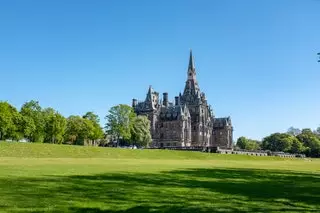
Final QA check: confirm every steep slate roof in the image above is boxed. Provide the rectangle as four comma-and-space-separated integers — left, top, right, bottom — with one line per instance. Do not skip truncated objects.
212, 117, 232, 128
159, 104, 190, 121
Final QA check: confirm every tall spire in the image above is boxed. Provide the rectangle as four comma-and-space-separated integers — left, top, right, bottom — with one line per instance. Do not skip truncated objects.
188, 49, 195, 70
183, 50, 200, 97
187, 49, 197, 81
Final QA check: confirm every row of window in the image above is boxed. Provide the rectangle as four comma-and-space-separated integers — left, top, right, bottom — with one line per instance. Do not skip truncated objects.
160, 142, 177, 147
160, 133, 180, 139
159, 122, 182, 128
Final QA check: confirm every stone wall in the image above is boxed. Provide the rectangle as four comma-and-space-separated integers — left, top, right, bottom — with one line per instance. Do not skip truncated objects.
212, 127, 232, 149
216, 148, 306, 158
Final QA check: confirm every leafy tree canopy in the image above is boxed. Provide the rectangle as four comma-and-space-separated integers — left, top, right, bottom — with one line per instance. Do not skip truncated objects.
105, 104, 136, 143
83, 112, 104, 142
262, 133, 295, 152
287, 127, 301, 136
131, 115, 152, 147
236, 136, 260, 151
296, 129, 320, 157
0, 102, 21, 140
20, 100, 45, 142
43, 108, 67, 144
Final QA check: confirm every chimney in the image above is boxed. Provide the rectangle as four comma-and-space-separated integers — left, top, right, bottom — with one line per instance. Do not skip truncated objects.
163, 92, 168, 107
132, 99, 137, 108
175, 96, 179, 106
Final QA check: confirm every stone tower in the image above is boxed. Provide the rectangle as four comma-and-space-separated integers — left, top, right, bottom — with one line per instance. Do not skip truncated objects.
180, 50, 213, 146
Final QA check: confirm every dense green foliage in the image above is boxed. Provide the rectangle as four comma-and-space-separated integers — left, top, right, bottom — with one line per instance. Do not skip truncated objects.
105, 104, 152, 147
260, 129, 319, 157
0, 101, 151, 147
20, 100, 46, 142
287, 126, 302, 136
236, 136, 260, 150
84, 113, 105, 143
43, 107, 66, 144
296, 129, 320, 157
237, 127, 320, 157
0, 101, 104, 145
0, 142, 319, 212
105, 104, 136, 143
262, 133, 301, 152
131, 115, 152, 146
0, 102, 21, 140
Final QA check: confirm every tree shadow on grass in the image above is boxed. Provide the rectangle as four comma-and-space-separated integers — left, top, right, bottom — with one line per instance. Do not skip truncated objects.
0, 168, 319, 212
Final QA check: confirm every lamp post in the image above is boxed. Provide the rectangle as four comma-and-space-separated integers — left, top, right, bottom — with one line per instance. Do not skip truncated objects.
318, 53, 320, 62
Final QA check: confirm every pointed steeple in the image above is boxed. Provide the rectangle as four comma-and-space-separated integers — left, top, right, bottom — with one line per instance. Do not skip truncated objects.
145, 85, 153, 102
183, 50, 201, 103
144, 85, 158, 110
148, 85, 152, 94
187, 50, 197, 81
188, 49, 195, 70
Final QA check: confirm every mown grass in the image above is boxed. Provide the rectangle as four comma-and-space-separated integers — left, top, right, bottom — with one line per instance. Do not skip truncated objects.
0, 142, 319, 212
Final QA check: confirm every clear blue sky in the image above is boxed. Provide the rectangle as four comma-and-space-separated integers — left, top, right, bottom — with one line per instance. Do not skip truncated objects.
0, 0, 319, 140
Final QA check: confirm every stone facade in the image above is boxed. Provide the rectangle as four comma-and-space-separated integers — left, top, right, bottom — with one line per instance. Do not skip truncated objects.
132, 51, 233, 148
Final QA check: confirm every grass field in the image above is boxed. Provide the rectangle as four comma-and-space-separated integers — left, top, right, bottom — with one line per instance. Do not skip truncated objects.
0, 142, 319, 213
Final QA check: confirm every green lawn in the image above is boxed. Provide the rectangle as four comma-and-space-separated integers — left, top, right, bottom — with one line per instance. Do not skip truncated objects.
0, 142, 319, 212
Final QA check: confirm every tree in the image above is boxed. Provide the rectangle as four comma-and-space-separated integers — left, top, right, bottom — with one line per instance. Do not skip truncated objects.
105, 104, 136, 145
79, 119, 95, 144
65, 114, 103, 145
246, 140, 260, 151
89, 122, 104, 145
43, 108, 67, 144
296, 129, 320, 157
20, 100, 45, 142
0, 102, 21, 140
236, 136, 260, 151
83, 112, 104, 145
314, 126, 320, 136
287, 127, 301, 136
83, 112, 100, 124
301, 128, 313, 135
262, 133, 295, 152
291, 138, 306, 154
236, 137, 248, 149
19, 115, 36, 141
131, 115, 152, 147
65, 116, 84, 145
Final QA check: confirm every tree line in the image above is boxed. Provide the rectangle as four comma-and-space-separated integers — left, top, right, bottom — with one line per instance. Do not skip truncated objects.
1, 100, 319, 157
236, 127, 320, 157
0, 101, 151, 147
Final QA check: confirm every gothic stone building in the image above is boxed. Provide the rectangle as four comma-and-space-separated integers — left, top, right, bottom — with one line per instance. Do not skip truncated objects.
132, 51, 233, 148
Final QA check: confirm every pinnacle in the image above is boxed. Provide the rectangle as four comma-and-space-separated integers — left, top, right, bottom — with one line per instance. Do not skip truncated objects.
188, 49, 195, 70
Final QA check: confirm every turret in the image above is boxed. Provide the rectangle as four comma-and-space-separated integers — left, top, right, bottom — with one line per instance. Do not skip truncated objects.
163, 92, 168, 107
175, 96, 180, 106
132, 99, 137, 108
